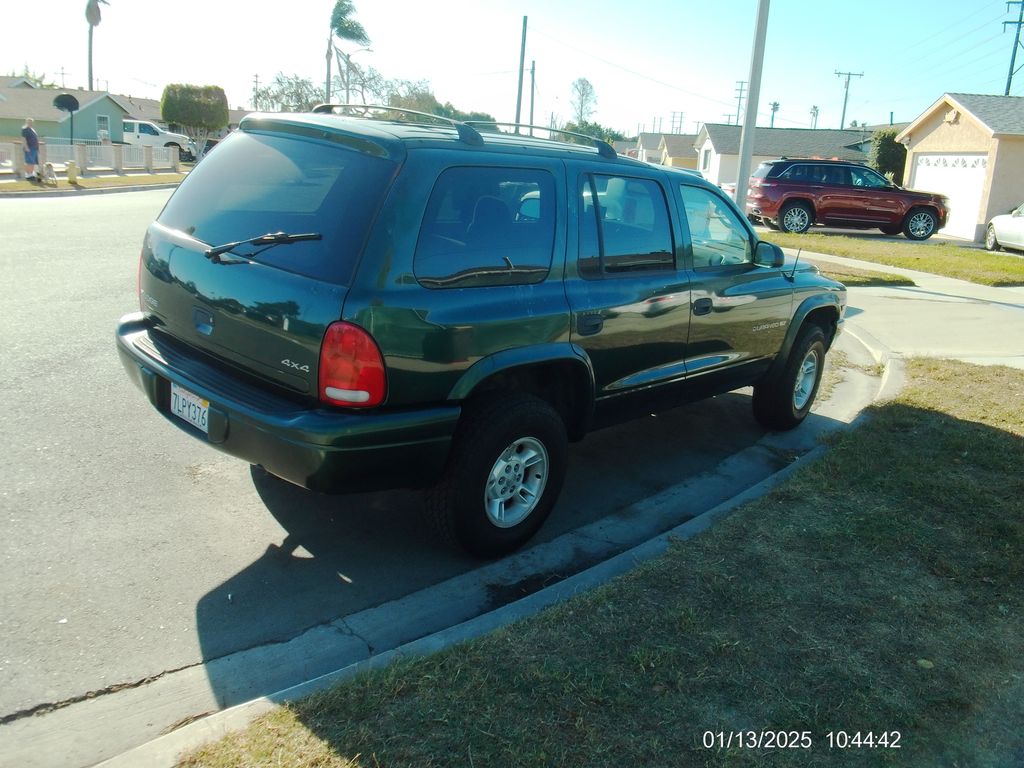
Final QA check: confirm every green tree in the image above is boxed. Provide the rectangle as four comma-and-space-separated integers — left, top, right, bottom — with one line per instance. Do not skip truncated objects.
570, 78, 597, 124
85, 0, 109, 91
7, 66, 57, 88
161, 84, 229, 161
328, 0, 371, 103
562, 120, 625, 144
869, 127, 907, 182
253, 73, 324, 113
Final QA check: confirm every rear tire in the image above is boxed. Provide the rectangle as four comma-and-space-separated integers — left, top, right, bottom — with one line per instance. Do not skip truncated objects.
425, 393, 567, 558
779, 202, 813, 234
753, 325, 826, 430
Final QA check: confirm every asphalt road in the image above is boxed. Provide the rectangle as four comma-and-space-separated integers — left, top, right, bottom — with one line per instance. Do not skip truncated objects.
0, 190, 775, 737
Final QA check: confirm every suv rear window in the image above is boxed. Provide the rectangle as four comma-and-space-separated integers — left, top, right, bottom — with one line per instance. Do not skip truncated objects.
158, 131, 397, 285
751, 163, 773, 179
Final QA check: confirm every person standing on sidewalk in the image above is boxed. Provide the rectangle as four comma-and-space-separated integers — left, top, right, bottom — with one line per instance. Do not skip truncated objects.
21, 118, 40, 181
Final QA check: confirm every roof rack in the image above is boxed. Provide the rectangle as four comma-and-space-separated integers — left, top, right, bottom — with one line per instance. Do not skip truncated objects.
463, 122, 617, 159
311, 103, 483, 146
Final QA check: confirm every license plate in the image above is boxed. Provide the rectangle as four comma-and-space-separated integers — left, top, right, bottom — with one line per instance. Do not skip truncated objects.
170, 382, 209, 434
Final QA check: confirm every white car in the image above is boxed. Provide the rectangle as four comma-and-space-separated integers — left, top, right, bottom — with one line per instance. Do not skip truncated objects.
985, 202, 1024, 252
121, 119, 196, 160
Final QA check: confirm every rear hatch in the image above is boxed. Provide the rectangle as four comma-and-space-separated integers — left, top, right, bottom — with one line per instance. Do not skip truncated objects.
140, 118, 400, 397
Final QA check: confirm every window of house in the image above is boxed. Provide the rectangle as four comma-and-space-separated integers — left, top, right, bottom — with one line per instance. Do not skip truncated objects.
96, 114, 110, 137
679, 185, 752, 269
414, 167, 556, 289
578, 174, 674, 278
701, 148, 712, 171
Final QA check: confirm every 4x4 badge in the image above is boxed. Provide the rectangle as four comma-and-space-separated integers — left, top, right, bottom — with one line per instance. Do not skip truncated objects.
281, 359, 310, 373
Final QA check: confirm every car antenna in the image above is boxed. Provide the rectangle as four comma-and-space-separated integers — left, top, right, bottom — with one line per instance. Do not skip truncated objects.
786, 248, 802, 282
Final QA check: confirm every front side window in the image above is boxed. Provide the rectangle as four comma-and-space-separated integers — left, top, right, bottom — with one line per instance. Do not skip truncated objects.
578, 174, 674, 278
849, 166, 890, 188
679, 185, 752, 269
414, 167, 555, 289
140, 123, 159, 136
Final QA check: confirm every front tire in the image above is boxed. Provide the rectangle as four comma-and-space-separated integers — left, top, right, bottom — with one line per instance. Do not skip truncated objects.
425, 393, 567, 558
753, 325, 827, 430
985, 224, 1001, 251
779, 202, 813, 234
903, 208, 938, 240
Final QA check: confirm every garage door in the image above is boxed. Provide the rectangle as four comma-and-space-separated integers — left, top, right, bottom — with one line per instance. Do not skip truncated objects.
910, 153, 987, 240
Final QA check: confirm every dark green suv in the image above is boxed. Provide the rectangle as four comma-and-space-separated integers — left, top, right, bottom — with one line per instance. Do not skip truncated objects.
116, 107, 847, 557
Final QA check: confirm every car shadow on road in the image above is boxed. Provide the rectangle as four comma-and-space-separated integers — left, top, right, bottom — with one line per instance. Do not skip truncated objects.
191, 391, 795, 712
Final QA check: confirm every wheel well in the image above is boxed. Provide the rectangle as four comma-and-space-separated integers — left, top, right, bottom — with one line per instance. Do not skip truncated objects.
803, 306, 839, 349
782, 197, 816, 220
903, 205, 938, 223
463, 361, 592, 441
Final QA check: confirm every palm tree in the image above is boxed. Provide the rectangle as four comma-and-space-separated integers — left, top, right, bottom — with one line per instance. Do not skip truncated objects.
326, 0, 370, 103
85, 0, 109, 91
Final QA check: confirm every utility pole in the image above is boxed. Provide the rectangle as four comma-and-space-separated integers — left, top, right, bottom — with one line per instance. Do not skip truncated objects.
734, 80, 748, 125
722, 113, 734, 125
57, 67, 67, 87
835, 70, 863, 129
734, 0, 770, 209
529, 60, 535, 134
252, 74, 261, 110
769, 101, 779, 127
1004, 1, 1024, 95
810, 105, 819, 128
514, 16, 527, 133
671, 111, 685, 133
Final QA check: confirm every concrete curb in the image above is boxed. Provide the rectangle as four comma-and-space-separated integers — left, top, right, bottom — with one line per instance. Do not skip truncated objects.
0, 183, 180, 199
97, 338, 901, 768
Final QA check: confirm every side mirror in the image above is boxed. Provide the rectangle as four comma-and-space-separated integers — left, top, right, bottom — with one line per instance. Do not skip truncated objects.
755, 241, 785, 268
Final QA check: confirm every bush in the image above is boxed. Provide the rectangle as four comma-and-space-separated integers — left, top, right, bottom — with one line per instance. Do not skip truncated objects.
869, 127, 907, 183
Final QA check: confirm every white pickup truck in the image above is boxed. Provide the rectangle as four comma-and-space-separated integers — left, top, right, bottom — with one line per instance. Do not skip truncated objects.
121, 119, 196, 160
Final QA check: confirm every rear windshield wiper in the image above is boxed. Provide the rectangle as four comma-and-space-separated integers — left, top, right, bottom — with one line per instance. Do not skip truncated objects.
204, 231, 322, 262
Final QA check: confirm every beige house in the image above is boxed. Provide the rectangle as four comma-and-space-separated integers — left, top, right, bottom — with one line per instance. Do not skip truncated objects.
657, 134, 698, 168
897, 93, 1024, 241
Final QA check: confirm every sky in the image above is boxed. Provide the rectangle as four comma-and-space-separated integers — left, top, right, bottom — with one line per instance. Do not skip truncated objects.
4, 0, 1022, 136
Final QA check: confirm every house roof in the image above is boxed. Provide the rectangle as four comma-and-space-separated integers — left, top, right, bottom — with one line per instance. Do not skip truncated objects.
636, 132, 663, 151
109, 94, 163, 122
0, 76, 36, 89
659, 133, 698, 157
0, 85, 125, 124
900, 93, 1024, 139
698, 123, 868, 160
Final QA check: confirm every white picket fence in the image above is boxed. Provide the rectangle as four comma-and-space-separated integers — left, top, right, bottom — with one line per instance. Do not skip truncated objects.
0, 141, 180, 177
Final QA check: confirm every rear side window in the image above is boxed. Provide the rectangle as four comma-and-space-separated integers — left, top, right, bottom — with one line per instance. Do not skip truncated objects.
414, 167, 555, 289
751, 163, 773, 179
158, 130, 397, 285
578, 174, 674, 277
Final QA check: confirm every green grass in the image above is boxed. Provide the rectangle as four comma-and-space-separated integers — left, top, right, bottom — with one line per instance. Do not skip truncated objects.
803, 257, 915, 288
2, 172, 186, 193
764, 231, 1024, 287
180, 360, 1024, 768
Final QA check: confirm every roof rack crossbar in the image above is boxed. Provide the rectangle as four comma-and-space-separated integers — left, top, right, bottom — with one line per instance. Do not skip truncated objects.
463, 121, 617, 159
311, 103, 483, 146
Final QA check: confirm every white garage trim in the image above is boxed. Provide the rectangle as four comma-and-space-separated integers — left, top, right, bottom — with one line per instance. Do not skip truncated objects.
910, 153, 987, 240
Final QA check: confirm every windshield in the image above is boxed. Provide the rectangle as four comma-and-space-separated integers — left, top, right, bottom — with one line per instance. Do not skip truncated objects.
159, 130, 397, 285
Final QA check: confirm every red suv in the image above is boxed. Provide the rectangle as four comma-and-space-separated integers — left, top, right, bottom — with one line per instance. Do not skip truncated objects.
745, 159, 949, 240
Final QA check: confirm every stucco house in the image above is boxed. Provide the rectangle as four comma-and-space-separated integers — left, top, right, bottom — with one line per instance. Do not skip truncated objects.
634, 132, 664, 163
657, 133, 699, 168
694, 124, 868, 189
0, 81, 128, 144
897, 93, 1024, 241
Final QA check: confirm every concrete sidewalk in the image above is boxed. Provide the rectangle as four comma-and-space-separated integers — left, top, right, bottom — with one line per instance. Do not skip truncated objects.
790, 249, 1024, 370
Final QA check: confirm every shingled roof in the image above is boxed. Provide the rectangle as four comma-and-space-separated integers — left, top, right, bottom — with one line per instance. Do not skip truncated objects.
0, 85, 122, 122
944, 93, 1024, 136
660, 133, 698, 157
699, 124, 868, 161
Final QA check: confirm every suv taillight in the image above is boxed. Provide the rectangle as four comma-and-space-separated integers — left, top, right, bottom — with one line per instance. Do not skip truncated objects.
318, 321, 386, 408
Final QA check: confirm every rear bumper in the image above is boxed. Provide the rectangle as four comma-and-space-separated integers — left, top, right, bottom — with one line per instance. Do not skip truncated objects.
115, 313, 459, 493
